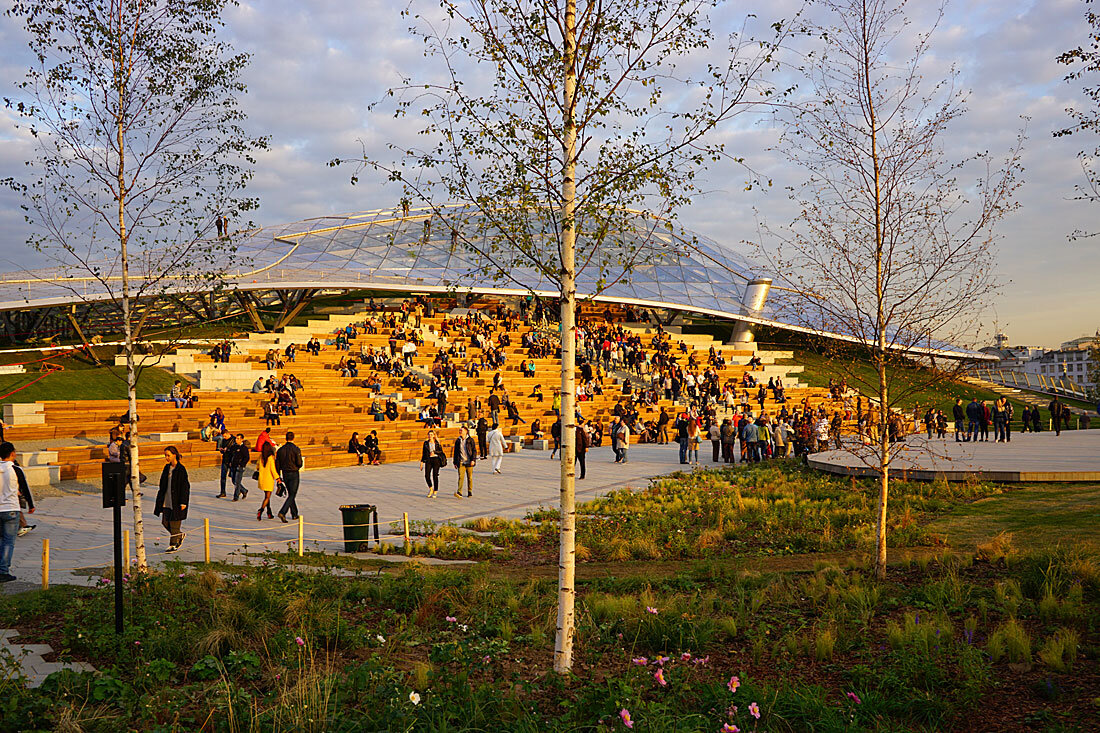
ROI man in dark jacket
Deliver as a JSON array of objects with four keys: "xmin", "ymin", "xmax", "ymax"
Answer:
[
  {"xmin": 965, "ymin": 398, "xmax": 982, "ymax": 442},
  {"xmin": 550, "ymin": 418, "xmax": 562, "ymax": 458},
  {"xmin": 452, "ymin": 426, "xmax": 477, "ymax": 498},
  {"xmin": 276, "ymin": 432, "xmax": 304, "ymax": 523},
  {"xmin": 1049, "ymin": 398, "xmax": 1066, "ymax": 436},
  {"xmin": 155, "ymin": 447, "xmax": 190, "ymax": 552},
  {"xmin": 952, "ymin": 399, "xmax": 966, "ymax": 442},
  {"xmin": 575, "ymin": 421, "xmax": 589, "ymax": 480},
  {"xmin": 674, "ymin": 414, "xmax": 690, "ymax": 464},
  {"xmin": 488, "ymin": 392, "xmax": 502, "ymax": 426},
  {"xmin": 228, "ymin": 434, "xmax": 251, "ymax": 501},
  {"xmin": 476, "ymin": 414, "xmax": 489, "ymax": 459}
]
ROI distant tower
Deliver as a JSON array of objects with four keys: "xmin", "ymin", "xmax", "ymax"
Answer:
[{"xmin": 994, "ymin": 332, "xmax": 1008, "ymax": 350}]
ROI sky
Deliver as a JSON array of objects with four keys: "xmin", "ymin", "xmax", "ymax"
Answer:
[{"xmin": 0, "ymin": 0, "xmax": 1097, "ymax": 350}]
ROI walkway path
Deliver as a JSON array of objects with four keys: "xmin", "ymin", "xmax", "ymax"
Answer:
[
  {"xmin": 3, "ymin": 443, "xmax": 683, "ymax": 589},
  {"xmin": 809, "ymin": 431, "xmax": 1100, "ymax": 482}
]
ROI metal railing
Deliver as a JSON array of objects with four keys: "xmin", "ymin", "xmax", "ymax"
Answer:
[{"xmin": 972, "ymin": 369, "xmax": 1089, "ymax": 400}]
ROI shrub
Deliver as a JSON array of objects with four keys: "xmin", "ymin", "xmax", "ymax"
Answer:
[
  {"xmin": 1037, "ymin": 629, "xmax": 1079, "ymax": 673},
  {"xmin": 975, "ymin": 531, "xmax": 1015, "ymax": 563},
  {"xmin": 988, "ymin": 619, "xmax": 1030, "ymax": 664},
  {"xmin": 815, "ymin": 628, "xmax": 836, "ymax": 661}
]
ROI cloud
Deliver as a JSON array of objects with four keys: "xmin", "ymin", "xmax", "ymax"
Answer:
[{"xmin": 0, "ymin": 0, "xmax": 1096, "ymax": 348}]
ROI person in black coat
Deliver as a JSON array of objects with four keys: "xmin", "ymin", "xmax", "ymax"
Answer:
[
  {"xmin": 575, "ymin": 422, "xmax": 589, "ymax": 480},
  {"xmin": 420, "ymin": 429, "xmax": 447, "ymax": 498},
  {"xmin": 155, "ymin": 447, "xmax": 190, "ymax": 552},
  {"xmin": 1049, "ymin": 398, "xmax": 1066, "ymax": 436},
  {"xmin": 476, "ymin": 415, "xmax": 489, "ymax": 459}
]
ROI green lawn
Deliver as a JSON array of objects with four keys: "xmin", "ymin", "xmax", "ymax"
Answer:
[
  {"xmin": 0, "ymin": 366, "xmax": 182, "ymax": 403},
  {"xmin": 926, "ymin": 483, "xmax": 1100, "ymax": 552}
]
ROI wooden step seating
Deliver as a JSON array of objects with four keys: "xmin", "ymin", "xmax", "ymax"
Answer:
[{"xmin": 7, "ymin": 302, "xmax": 859, "ymax": 484}]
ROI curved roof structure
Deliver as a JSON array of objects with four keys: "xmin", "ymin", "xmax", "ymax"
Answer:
[{"xmin": 0, "ymin": 204, "xmax": 990, "ymax": 359}]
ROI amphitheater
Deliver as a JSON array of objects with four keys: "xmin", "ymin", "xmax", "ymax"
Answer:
[{"xmin": 0, "ymin": 205, "xmax": 988, "ymax": 488}]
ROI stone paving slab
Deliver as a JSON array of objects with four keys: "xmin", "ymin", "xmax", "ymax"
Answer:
[
  {"xmin": 0, "ymin": 628, "xmax": 95, "ymax": 688},
  {"xmin": 4, "ymin": 442, "xmax": 687, "ymax": 586},
  {"xmin": 809, "ymin": 431, "xmax": 1100, "ymax": 482}
]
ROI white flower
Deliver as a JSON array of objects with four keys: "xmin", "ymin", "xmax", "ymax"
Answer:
[
  {"xmin": 459, "ymin": 624, "xmax": 468, "ymax": 632},
  {"xmin": 409, "ymin": 691, "xmax": 421, "ymax": 705},
  {"xmin": 376, "ymin": 634, "xmax": 386, "ymax": 643}
]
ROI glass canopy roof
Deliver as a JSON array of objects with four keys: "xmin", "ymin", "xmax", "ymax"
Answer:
[{"xmin": 0, "ymin": 204, "xmax": 987, "ymax": 358}]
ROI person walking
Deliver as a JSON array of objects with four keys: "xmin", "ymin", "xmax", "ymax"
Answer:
[
  {"xmin": 228, "ymin": 433, "xmax": 250, "ymax": 501},
  {"xmin": 0, "ymin": 442, "xmax": 22, "ymax": 582},
  {"xmin": 255, "ymin": 442, "xmax": 278, "ymax": 521},
  {"xmin": 276, "ymin": 432, "xmax": 303, "ymax": 523},
  {"xmin": 613, "ymin": 417, "xmax": 631, "ymax": 464},
  {"xmin": 420, "ymin": 429, "xmax": 447, "ymax": 497},
  {"xmin": 550, "ymin": 417, "xmax": 562, "ymax": 459},
  {"xmin": 657, "ymin": 407, "xmax": 670, "ymax": 445},
  {"xmin": 686, "ymin": 419, "xmax": 700, "ymax": 465},
  {"xmin": 154, "ymin": 447, "xmax": 190, "ymax": 553},
  {"xmin": 216, "ymin": 429, "xmax": 235, "ymax": 498},
  {"xmin": 1049, "ymin": 397, "xmax": 1066, "ymax": 436},
  {"xmin": 476, "ymin": 414, "xmax": 489, "ymax": 459},
  {"xmin": 674, "ymin": 413, "xmax": 690, "ymax": 464},
  {"xmin": 575, "ymin": 421, "xmax": 589, "ymax": 480},
  {"xmin": 487, "ymin": 423, "xmax": 507, "ymax": 474},
  {"xmin": 452, "ymin": 426, "xmax": 478, "ymax": 497},
  {"xmin": 952, "ymin": 398, "xmax": 966, "ymax": 442}
]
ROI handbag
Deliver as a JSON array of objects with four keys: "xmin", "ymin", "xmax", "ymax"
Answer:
[
  {"xmin": 251, "ymin": 470, "xmax": 260, "ymax": 481},
  {"xmin": 276, "ymin": 478, "xmax": 287, "ymax": 497}
]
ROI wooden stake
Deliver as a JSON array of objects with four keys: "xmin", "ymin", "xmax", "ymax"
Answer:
[
  {"xmin": 123, "ymin": 529, "xmax": 130, "ymax": 570},
  {"xmin": 298, "ymin": 516, "xmax": 304, "ymax": 557},
  {"xmin": 203, "ymin": 518, "xmax": 210, "ymax": 564},
  {"xmin": 41, "ymin": 538, "xmax": 49, "ymax": 590}
]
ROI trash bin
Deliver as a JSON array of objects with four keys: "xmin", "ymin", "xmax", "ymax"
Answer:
[{"xmin": 339, "ymin": 504, "xmax": 377, "ymax": 553}]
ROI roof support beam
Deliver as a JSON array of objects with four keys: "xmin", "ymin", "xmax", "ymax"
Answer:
[
  {"xmin": 234, "ymin": 291, "xmax": 266, "ymax": 332},
  {"xmin": 272, "ymin": 289, "xmax": 317, "ymax": 332},
  {"xmin": 65, "ymin": 307, "xmax": 101, "ymax": 364},
  {"xmin": 132, "ymin": 298, "xmax": 159, "ymax": 340}
]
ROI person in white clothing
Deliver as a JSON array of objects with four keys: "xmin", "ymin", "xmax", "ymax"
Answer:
[
  {"xmin": 0, "ymin": 442, "xmax": 22, "ymax": 582},
  {"xmin": 487, "ymin": 424, "xmax": 507, "ymax": 474}
]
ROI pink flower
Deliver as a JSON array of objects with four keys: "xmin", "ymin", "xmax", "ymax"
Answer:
[
  {"xmin": 846, "ymin": 691, "xmax": 862, "ymax": 704},
  {"xmin": 655, "ymin": 655, "xmax": 669, "ymax": 666},
  {"xmin": 295, "ymin": 636, "xmax": 305, "ymax": 646},
  {"xmin": 749, "ymin": 702, "xmax": 760, "ymax": 719},
  {"xmin": 483, "ymin": 655, "xmax": 490, "ymax": 663},
  {"xmin": 727, "ymin": 675, "xmax": 740, "ymax": 693},
  {"xmin": 681, "ymin": 652, "xmax": 692, "ymax": 662},
  {"xmin": 445, "ymin": 616, "xmax": 457, "ymax": 623},
  {"xmin": 694, "ymin": 656, "xmax": 710, "ymax": 666},
  {"xmin": 726, "ymin": 705, "xmax": 738, "ymax": 717},
  {"xmin": 133, "ymin": 641, "xmax": 141, "ymax": 646},
  {"xmin": 654, "ymin": 668, "xmax": 667, "ymax": 686},
  {"xmin": 721, "ymin": 725, "xmax": 740, "ymax": 733},
  {"xmin": 646, "ymin": 606, "xmax": 658, "ymax": 614},
  {"xmin": 632, "ymin": 657, "xmax": 648, "ymax": 666},
  {"xmin": 619, "ymin": 708, "xmax": 634, "ymax": 729},
  {"xmin": 275, "ymin": 673, "xmax": 281, "ymax": 680}
]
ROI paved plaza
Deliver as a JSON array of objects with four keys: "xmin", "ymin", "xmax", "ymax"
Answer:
[
  {"xmin": 809, "ymin": 430, "xmax": 1100, "ymax": 482},
  {"xmin": 3, "ymin": 443, "xmax": 683, "ymax": 589}
]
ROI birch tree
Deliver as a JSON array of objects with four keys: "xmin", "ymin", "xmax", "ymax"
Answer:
[
  {"xmin": 6, "ymin": 0, "xmax": 265, "ymax": 569},
  {"xmin": 1056, "ymin": 0, "xmax": 1100, "ymax": 239},
  {"xmin": 757, "ymin": 0, "xmax": 1023, "ymax": 579},
  {"xmin": 341, "ymin": 0, "xmax": 793, "ymax": 672}
]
